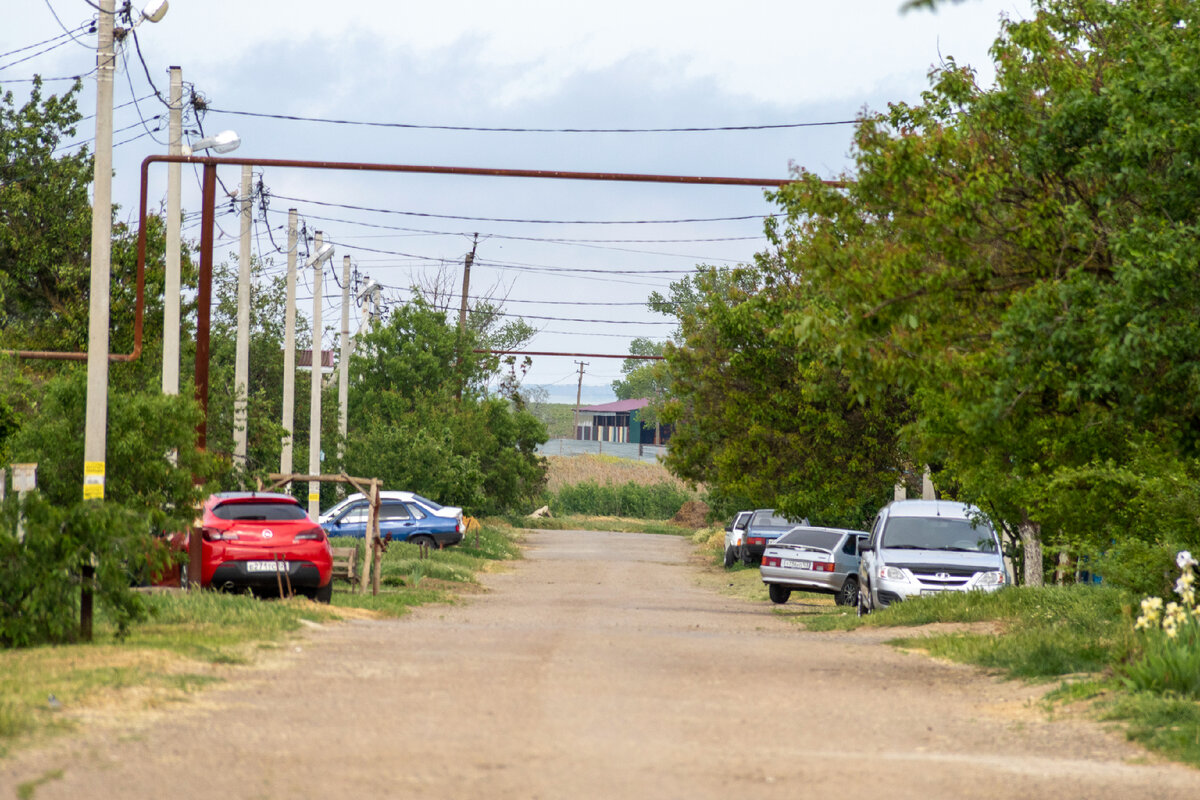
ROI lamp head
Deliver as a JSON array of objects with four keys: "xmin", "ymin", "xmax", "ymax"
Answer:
[
  {"xmin": 140, "ymin": 0, "xmax": 169, "ymax": 24},
  {"xmin": 356, "ymin": 280, "xmax": 380, "ymax": 303},
  {"xmin": 306, "ymin": 243, "xmax": 335, "ymax": 267},
  {"xmin": 182, "ymin": 130, "xmax": 240, "ymax": 156}
]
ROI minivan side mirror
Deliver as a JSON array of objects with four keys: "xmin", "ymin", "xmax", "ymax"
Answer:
[{"xmin": 857, "ymin": 538, "xmax": 871, "ymax": 555}]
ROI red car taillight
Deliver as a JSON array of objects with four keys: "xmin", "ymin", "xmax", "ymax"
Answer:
[
  {"xmin": 202, "ymin": 527, "xmax": 239, "ymax": 541},
  {"xmin": 295, "ymin": 527, "xmax": 326, "ymax": 541},
  {"xmin": 810, "ymin": 562, "xmax": 835, "ymax": 572},
  {"xmin": 749, "ymin": 537, "xmax": 765, "ymax": 546},
  {"xmin": 762, "ymin": 556, "xmax": 780, "ymax": 567}
]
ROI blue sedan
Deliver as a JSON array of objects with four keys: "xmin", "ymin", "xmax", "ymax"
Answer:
[{"xmin": 320, "ymin": 497, "xmax": 463, "ymax": 549}]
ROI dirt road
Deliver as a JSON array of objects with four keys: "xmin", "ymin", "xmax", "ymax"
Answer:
[{"xmin": 4, "ymin": 529, "xmax": 1198, "ymax": 799}]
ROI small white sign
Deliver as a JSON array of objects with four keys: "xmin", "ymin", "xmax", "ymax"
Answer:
[{"xmin": 12, "ymin": 463, "xmax": 37, "ymax": 493}]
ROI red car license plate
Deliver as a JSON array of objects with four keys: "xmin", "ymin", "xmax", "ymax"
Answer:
[{"xmin": 245, "ymin": 560, "xmax": 289, "ymax": 572}]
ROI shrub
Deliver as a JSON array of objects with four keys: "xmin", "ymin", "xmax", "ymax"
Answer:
[
  {"xmin": 1122, "ymin": 551, "xmax": 1200, "ymax": 699},
  {"xmin": 1096, "ymin": 538, "xmax": 1183, "ymax": 597},
  {"xmin": 0, "ymin": 494, "xmax": 160, "ymax": 647},
  {"xmin": 547, "ymin": 480, "xmax": 693, "ymax": 520}
]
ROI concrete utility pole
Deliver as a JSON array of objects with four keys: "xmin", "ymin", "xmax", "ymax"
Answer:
[
  {"xmin": 458, "ymin": 233, "xmax": 478, "ymax": 331},
  {"xmin": 337, "ymin": 254, "xmax": 351, "ymax": 485},
  {"xmin": 162, "ymin": 65, "xmax": 182, "ymax": 396},
  {"xmin": 82, "ymin": 0, "xmax": 116, "ymax": 502},
  {"xmin": 233, "ymin": 164, "xmax": 253, "ymax": 471},
  {"xmin": 280, "ymin": 209, "xmax": 298, "ymax": 474},
  {"xmin": 573, "ymin": 360, "xmax": 588, "ymax": 441},
  {"xmin": 308, "ymin": 232, "xmax": 325, "ymax": 518}
]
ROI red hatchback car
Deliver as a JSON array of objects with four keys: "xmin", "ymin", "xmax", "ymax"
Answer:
[{"xmin": 182, "ymin": 492, "xmax": 334, "ymax": 602}]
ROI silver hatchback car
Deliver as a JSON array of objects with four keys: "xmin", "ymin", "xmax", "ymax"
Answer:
[{"xmin": 760, "ymin": 526, "xmax": 868, "ymax": 606}]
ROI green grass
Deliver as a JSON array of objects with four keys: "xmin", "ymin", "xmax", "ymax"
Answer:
[
  {"xmin": 696, "ymin": 533, "xmax": 1200, "ymax": 769},
  {"xmin": 0, "ymin": 523, "xmax": 523, "ymax": 758},
  {"xmin": 799, "ymin": 585, "xmax": 1138, "ymax": 678},
  {"xmin": 1101, "ymin": 691, "xmax": 1200, "ymax": 766}
]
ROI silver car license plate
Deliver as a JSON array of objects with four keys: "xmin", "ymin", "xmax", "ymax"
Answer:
[
  {"xmin": 246, "ymin": 560, "xmax": 289, "ymax": 572},
  {"xmin": 782, "ymin": 559, "xmax": 811, "ymax": 570}
]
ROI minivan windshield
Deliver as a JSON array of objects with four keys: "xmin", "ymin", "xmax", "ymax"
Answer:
[{"xmin": 881, "ymin": 517, "xmax": 997, "ymax": 553}]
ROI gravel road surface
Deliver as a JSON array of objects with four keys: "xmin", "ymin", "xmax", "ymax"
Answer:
[{"xmin": 3, "ymin": 529, "xmax": 1198, "ymax": 799}]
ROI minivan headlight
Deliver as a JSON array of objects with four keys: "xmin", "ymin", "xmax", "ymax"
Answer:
[
  {"xmin": 977, "ymin": 570, "xmax": 1006, "ymax": 586},
  {"xmin": 879, "ymin": 566, "xmax": 908, "ymax": 582}
]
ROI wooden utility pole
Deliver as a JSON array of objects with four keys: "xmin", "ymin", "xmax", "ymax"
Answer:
[{"xmin": 573, "ymin": 360, "xmax": 588, "ymax": 440}]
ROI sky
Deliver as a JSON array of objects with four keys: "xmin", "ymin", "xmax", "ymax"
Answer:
[{"xmin": 2, "ymin": 0, "xmax": 1033, "ymax": 398}]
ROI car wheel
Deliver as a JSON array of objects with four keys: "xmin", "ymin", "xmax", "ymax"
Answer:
[
  {"xmin": 857, "ymin": 582, "xmax": 871, "ymax": 617},
  {"xmin": 767, "ymin": 583, "xmax": 791, "ymax": 604},
  {"xmin": 723, "ymin": 546, "xmax": 736, "ymax": 568},
  {"xmin": 739, "ymin": 545, "xmax": 752, "ymax": 566},
  {"xmin": 836, "ymin": 576, "xmax": 859, "ymax": 607},
  {"xmin": 315, "ymin": 582, "xmax": 333, "ymax": 604}
]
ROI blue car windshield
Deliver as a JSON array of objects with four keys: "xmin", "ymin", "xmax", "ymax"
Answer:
[{"xmin": 882, "ymin": 517, "xmax": 997, "ymax": 553}]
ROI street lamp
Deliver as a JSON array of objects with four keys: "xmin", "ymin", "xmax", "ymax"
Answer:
[
  {"xmin": 164, "ymin": 123, "xmax": 238, "ymax": 400},
  {"xmin": 307, "ymin": 243, "xmax": 335, "ymax": 267},
  {"xmin": 182, "ymin": 130, "xmax": 240, "ymax": 156},
  {"xmin": 307, "ymin": 236, "xmax": 335, "ymax": 518}
]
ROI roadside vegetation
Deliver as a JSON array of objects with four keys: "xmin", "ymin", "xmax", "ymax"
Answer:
[
  {"xmin": 695, "ymin": 526, "xmax": 1200, "ymax": 768},
  {"xmin": 0, "ymin": 523, "xmax": 521, "ymax": 757},
  {"xmin": 531, "ymin": 454, "xmax": 698, "ymax": 523}
]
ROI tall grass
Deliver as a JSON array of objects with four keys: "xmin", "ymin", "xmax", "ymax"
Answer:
[
  {"xmin": 543, "ymin": 454, "xmax": 689, "ymax": 493},
  {"xmin": 546, "ymin": 480, "xmax": 693, "ymax": 520}
]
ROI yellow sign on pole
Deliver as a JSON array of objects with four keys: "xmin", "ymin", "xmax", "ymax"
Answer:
[{"xmin": 83, "ymin": 460, "xmax": 105, "ymax": 500}]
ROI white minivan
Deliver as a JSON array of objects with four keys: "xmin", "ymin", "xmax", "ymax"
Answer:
[{"xmin": 856, "ymin": 499, "xmax": 1007, "ymax": 614}]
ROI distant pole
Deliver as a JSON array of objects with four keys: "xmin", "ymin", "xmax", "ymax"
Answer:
[
  {"xmin": 280, "ymin": 209, "xmax": 298, "ymax": 473},
  {"xmin": 233, "ymin": 164, "xmax": 253, "ymax": 472},
  {"xmin": 308, "ymin": 232, "xmax": 325, "ymax": 518},
  {"xmin": 337, "ymin": 254, "xmax": 351, "ymax": 486},
  {"xmin": 455, "ymin": 234, "xmax": 478, "ymax": 401},
  {"xmin": 162, "ymin": 65, "xmax": 182, "ymax": 397},
  {"xmin": 573, "ymin": 360, "xmax": 588, "ymax": 441},
  {"xmin": 81, "ymin": 0, "xmax": 116, "ymax": 503},
  {"xmin": 458, "ymin": 233, "xmax": 477, "ymax": 331}
]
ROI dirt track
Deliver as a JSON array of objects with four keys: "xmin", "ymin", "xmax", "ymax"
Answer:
[{"xmin": 3, "ymin": 529, "xmax": 1199, "ymax": 799}]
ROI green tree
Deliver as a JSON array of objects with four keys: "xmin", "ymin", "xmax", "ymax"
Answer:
[
  {"xmin": 766, "ymin": 0, "xmax": 1200, "ymax": 582},
  {"xmin": 344, "ymin": 298, "xmax": 547, "ymax": 515},
  {"xmin": 658, "ymin": 264, "xmax": 909, "ymax": 528},
  {"xmin": 0, "ymin": 78, "xmax": 93, "ymax": 350}
]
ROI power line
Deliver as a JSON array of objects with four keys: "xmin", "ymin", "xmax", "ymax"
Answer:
[
  {"xmin": 268, "ymin": 192, "xmax": 776, "ymax": 225},
  {"xmin": 39, "ymin": 1, "xmax": 97, "ymax": 49},
  {"xmin": 0, "ymin": 35, "xmax": 82, "ymax": 71},
  {"xmin": 0, "ymin": 21, "xmax": 90, "ymax": 61},
  {"xmin": 261, "ymin": 204, "xmax": 761, "ymax": 243},
  {"xmin": 205, "ymin": 106, "xmax": 858, "ymax": 134}
]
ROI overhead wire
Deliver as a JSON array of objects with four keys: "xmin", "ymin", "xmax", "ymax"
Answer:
[
  {"xmin": 266, "ymin": 193, "xmax": 778, "ymax": 226},
  {"xmin": 0, "ymin": 22, "xmax": 90, "ymax": 62},
  {"xmin": 39, "ymin": 1, "xmax": 97, "ymax": 49},
  {"xmin": 204, "ymin": 106, "xmax": 858, "ymax": 133},
  {"xmin": 0, "ymin": 36, "xmax": 84, "ymax": 72}
]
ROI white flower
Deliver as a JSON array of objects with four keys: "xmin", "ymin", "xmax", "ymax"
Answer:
[{"xmin": 1177, "ymin": 550, "xmax": 1197, "ymax": 569}]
